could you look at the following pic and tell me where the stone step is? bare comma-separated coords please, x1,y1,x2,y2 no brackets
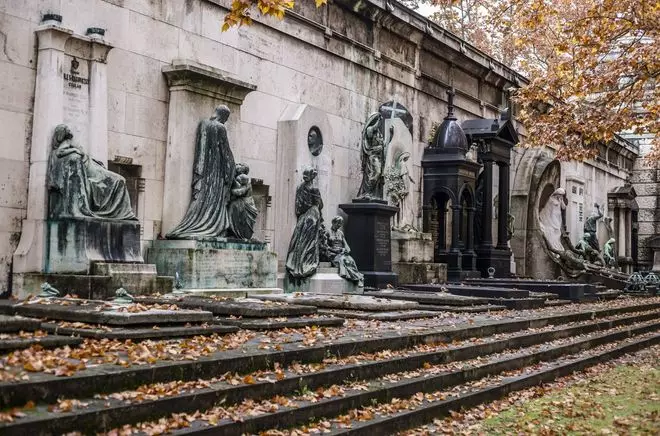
1,309,656,434
0,302,657,411
40,322,237,340
136,296,317,318
367,290,489,306
404,283,530,299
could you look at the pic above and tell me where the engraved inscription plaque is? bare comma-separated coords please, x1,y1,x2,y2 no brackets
62,55,90,148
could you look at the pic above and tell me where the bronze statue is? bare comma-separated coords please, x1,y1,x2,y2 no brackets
167,106,236,239
325,216,364,287
357,113,393,200
47,125,136,221
227,163,258,240
285,168,324,287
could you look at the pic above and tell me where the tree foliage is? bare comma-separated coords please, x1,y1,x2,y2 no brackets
222,0,659,160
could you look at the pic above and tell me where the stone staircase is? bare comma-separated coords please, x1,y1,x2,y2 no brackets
0,300,658,435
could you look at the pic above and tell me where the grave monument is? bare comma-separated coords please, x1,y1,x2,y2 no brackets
340,111,399,288
147,106,277,296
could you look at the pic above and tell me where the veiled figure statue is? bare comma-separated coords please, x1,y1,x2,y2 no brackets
227,163,258,239
286,168,324,284
603,238,616,267
167,106,236,239
583,203,603,250
47,124,136,221
358,112,393,200
326,216,364,287
539,187,567,253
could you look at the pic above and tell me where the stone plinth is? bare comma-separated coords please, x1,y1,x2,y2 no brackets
393,262,447,284
45,218,143,274
649,236,660,272
147,239,277,291
278,263,363,294
475,246,513,278
391,230,433,263
339,200,399,288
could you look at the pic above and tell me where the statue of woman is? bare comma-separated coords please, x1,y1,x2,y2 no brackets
47,124,136,221
166,105,235,239
358,113,393,200
227,163,258,240
539,187,567,253
603,238,616,267
285,168,324,285
385,151,415,229
326,216,364,287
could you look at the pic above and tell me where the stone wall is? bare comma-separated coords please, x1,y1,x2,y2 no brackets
0,0,524,294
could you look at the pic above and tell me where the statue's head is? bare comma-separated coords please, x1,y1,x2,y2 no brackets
308,129,317,145
553,187,566,197
52,124,73,148
583,232,591,240
331,215,343,231
212,105,230,123
235,162,249,175
302,167,318,182
607,238,615,244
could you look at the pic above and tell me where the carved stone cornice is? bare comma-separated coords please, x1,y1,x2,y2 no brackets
162,59,257,105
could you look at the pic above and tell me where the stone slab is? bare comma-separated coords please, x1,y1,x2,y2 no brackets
487,298,547,310
367,290,489,306
0,300,18,315
279,270,363,295
404,283,530,298
215,316,345,330
40,322,237,340
180,288,283,298
136,296,317,317
393,262,447,285
418,304,507,313
146,239,277,290
13,301,213,326
0,315,42,333
0,335,82,352
465,279,589,300
316,309,439,320
255,293,420,311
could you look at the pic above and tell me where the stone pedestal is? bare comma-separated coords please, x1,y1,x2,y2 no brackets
339,200,398,288
278,263,362,294
649,236,660,272
391,230,446,284
45,218,143,274
475,246,513,278
147,239,278,292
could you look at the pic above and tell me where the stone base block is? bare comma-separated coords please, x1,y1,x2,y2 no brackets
91,262,173,296
176,288,283,298
278,266,363,294
147,239,277,290
393,262,447,284
391,230,433,263
46,218,143,274
475,246,514,278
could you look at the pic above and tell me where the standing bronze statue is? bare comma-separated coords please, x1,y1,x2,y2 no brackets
285,168,324,286
227,163,257,240
167,106,236,239
357,112,393,200
47,124,136,221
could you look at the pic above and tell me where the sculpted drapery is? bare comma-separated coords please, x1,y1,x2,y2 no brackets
358,113,393,200
47,124,136,221
326,216,364,287
167,106,236,239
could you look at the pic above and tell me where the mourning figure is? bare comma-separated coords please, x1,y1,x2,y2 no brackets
166,105,236,239
227,163,258,240
539,188,567,253
48,124,136,221
358,112,393,200
326,216,364,287
285,168,324,286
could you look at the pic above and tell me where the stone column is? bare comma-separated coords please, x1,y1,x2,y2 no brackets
88,33,113,164
625,209,632,257
618,208,626,258
12,21,73,274
450,205,461,252
497,162,510,249
466,206,475,251
480,160,494,248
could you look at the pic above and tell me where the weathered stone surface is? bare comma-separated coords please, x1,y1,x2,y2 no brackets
216,316,344,330
40,323,237,340
137,296,317,317
14,301,213,326
366,290,489,306
418,304,507,313
393,262,447,284
405,284,530,299
316,309,438,320
256,293,419,311
0,315,41,333
391,230,433,263
147,239,277,290
45,218,143,274
0,335,82,352
279,265,363,295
